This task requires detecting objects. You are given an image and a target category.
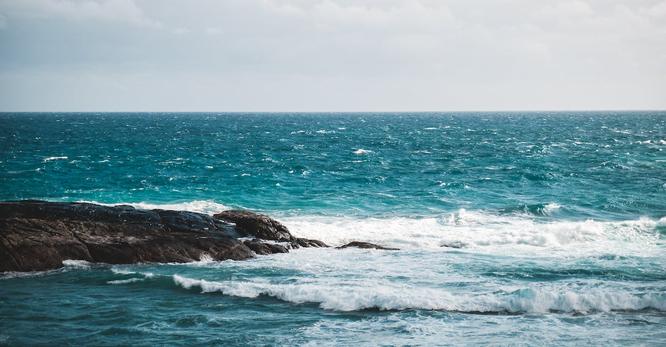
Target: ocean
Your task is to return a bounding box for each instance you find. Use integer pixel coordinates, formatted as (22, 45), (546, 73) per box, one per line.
(1, 112), (665, 346)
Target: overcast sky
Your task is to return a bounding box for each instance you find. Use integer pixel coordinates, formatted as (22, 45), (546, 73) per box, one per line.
(0, 0), (665, 111)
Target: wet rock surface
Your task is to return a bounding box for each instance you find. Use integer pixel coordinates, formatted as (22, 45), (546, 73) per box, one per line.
(213, 210), (330, 249)
(213, 210), (294, 242)
(0, 201), (256, 272)
(0, 201), (365, 272)
(242, 239), (290, 255)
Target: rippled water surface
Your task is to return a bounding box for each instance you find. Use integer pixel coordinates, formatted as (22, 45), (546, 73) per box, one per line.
(1, 112), (665, 346)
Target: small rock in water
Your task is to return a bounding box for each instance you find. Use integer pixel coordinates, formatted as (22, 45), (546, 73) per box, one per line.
(294, 237), (329, 248)
(337, 241), (399, 250)
(440, 241), (466, 249)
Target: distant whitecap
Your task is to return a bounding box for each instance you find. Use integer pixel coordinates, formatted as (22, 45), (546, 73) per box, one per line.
(353, 149), (371, 155)
(43, 156), (68, 162)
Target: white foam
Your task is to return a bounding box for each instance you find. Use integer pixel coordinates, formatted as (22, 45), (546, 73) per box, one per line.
(43, 156), (68, 162)
(107, 278), (144, 285)
(353, 149), (371, 155)
(198, 253), (214, 263)
(280, 210), (662, 256)
(110, 267), (155, 278)
(173, 274), (665, 313)
(0, 269), (61, 279)
(657, 216), (666, 227)
(543, 202), (561, 214)
(62, 259), (91, 268)
(110, 268), (136, 275)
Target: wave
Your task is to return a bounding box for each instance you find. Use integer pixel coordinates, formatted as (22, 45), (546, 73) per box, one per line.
(107, 277), (145, 285)
(75, 200), (662, 255)
(657, 217), (666, 234)
(109, 267), (155, 278)
(106, 267), (157, 284)
(3, 259), (95, 278)
(353, 149), (371, 155)
(498, 202), (561, 216)
(172, 275), (666, 313)
(42, 156), (68, 162)
(62, 259), (92, 269)
(281, 210), (662, 255)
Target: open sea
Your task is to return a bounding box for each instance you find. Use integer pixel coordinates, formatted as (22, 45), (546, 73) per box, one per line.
(1, 112), (665, 346)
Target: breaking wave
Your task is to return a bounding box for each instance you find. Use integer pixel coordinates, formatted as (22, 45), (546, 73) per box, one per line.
(281, 210), (662, 256)
(172, 274), (666, 313)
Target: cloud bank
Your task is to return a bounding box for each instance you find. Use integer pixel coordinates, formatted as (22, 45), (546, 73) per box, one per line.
(0, 0), (664, 111)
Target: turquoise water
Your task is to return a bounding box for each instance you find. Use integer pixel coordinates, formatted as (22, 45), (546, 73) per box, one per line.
(1, 112), (665, 345)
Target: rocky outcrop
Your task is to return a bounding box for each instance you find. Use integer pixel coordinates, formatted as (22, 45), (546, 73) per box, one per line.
(0, 201), (255, 272)
(243, 239), (290, 255)
(0, 201), (387, 272)
(336, 241), (399, 250)
(214, 210), (293, 242)
(213, 210), (329, 248)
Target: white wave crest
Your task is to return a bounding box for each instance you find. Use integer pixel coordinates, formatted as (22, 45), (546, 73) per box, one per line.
(107, 278), (144, 285)
(281, 210), (661, 256)
(543, 202), (561, 214)
(173, 275), (665, 313)
(110, 267), (155, 278)
(62, 259), (91, 269)
(43, 156), (68, 162)
(353, 149), (371, 155)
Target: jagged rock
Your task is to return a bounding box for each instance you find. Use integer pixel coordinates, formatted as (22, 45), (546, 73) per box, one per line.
(212, 210), (330, 249)
(0, 201), (254, 272)
(336, 241), (399, 250)
(293, 237), (329, 248)
(243, 239), (290, 255)
(213, 210), (295, 242)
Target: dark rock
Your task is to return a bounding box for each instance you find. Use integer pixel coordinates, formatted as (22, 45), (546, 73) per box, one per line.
(0, 201), (254, 272)
(293, 237), (329, 248)
(440, 241), (466, 249)
(336, 241), (399, 250)
(243, 239), (289, 255)
(213, 210), (294, 242)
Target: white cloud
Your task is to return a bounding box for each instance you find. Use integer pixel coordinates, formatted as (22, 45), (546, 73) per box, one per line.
(0, 0), (664, 111)
(0, 0), (161, 28)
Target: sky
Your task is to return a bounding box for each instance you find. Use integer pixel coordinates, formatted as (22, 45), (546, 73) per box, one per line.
(0, 0), (665, 112)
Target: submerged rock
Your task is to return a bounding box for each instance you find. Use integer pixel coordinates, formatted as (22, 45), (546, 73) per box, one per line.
(336, 241), (399, 251)
(0, 201), (257, 272)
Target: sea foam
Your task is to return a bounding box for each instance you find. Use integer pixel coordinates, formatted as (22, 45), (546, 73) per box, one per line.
(42, 156), (68, 162)
(172, 274), (665, 313)
(281, 210), (662, 256)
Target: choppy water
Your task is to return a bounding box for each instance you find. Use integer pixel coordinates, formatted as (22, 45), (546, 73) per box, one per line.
(1, 112), (665, 346)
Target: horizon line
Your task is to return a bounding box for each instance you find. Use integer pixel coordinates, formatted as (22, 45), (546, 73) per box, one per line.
(1, 109), (665, 114)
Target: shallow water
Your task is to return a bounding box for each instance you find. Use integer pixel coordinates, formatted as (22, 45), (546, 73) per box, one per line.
(1, 112), (665, 345)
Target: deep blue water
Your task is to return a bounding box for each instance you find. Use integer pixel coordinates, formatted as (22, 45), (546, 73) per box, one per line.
(1, 112), (665, 346)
